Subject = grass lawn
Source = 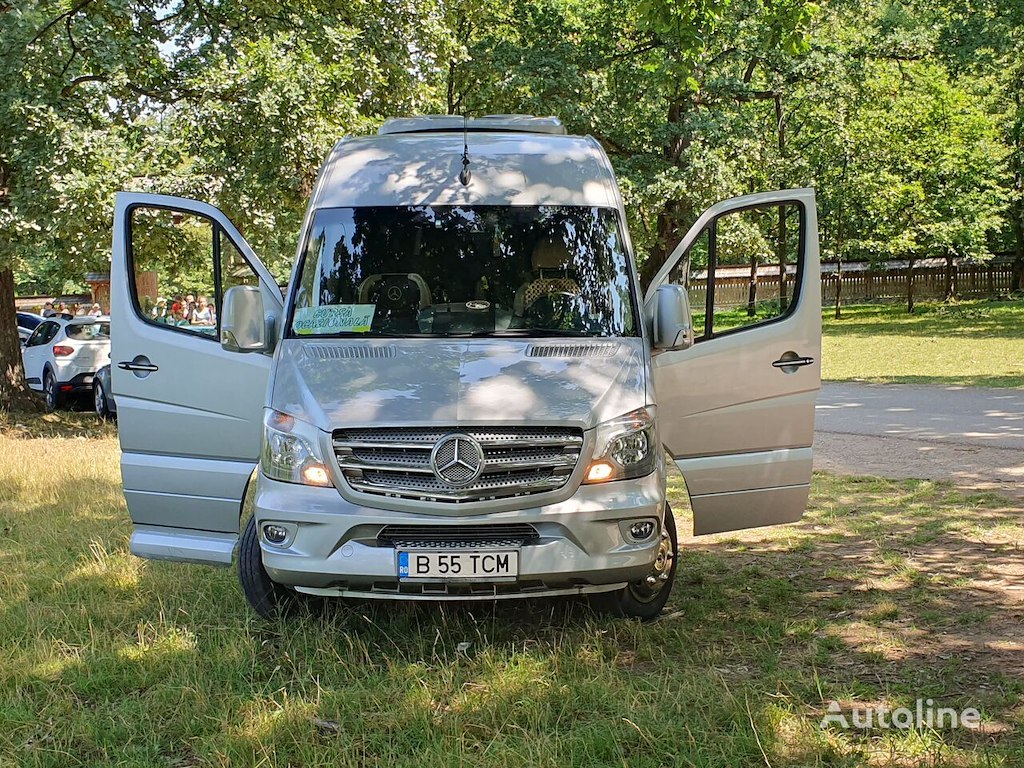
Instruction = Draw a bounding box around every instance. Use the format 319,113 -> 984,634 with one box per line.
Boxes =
822,299 -> 1024,388
1,413 -> 1022,766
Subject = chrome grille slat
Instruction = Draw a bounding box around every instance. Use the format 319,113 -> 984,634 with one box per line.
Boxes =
334,426 -> 583,503
335,437 -> 581,449
340,459 -> 436,474
339,454 -> 577,473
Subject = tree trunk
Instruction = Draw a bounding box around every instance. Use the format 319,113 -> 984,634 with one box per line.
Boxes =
1012,211 -> 1024,294
746,254 -> 758,316
906,257 -> 915,314
774,94 -> 789,312
776,211 -> 788,312
640,97 -> 697,290
0,267 -> 42,412
641,199 -> 692,290
834,258 -> 843,319
944,253 -> 956,300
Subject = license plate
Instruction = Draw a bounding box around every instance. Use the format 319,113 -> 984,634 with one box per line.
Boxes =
397,550 -> 518,580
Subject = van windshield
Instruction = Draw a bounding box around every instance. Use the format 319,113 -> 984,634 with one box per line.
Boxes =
290,206 -> 637,338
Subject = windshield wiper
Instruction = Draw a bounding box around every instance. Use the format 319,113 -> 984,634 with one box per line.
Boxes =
471,328 -> 596,338
295,331 -> 437,338
293,329 -> 601,339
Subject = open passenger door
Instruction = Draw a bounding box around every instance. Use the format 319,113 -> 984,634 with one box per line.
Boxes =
646,189 -> 821,535
110,193 -> 284,564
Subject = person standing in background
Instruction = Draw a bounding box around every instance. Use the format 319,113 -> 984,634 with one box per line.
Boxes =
193,296 -> 214,326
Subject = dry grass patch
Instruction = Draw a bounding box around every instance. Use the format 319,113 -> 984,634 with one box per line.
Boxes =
0,422 -> 1022,766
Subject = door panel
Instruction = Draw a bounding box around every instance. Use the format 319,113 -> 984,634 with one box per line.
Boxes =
646,189 -> 820,535
111,193 -> 284,563
21,322 -> 56,388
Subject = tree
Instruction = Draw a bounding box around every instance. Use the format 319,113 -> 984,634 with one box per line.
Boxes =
0,0 -> 454,409
449,0 -> 817,285
935,0 -> 1024,292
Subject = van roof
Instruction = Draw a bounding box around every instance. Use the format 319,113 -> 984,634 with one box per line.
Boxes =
314,130 -> 619,209
378,115 -> 567,135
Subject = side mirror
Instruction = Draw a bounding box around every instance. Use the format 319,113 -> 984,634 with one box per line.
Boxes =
221,285 -> 268,353
653,284 -> 694,351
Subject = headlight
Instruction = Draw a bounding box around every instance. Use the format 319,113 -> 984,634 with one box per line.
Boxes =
583,406 -> 658,484
261,410 -> 332,487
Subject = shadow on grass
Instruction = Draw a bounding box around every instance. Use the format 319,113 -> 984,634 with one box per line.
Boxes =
823,374 -> 1024,388
0,407 -> 115,440
3,469 -> 1022,766
824,300 -> 1024,341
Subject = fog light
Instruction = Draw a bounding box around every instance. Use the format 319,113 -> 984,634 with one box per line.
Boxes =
263,524 -> 288,544
629,520 -> 657,541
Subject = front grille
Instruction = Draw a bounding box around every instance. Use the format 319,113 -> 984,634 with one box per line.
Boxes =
377,523 -> 540,549
334,426 -> 583,503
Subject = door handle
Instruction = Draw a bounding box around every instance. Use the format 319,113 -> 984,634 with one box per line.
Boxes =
118,361 -> 159,372
772,355 -> 814,369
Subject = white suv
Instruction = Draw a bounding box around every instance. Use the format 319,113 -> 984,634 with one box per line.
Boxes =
22,316 -> 111,410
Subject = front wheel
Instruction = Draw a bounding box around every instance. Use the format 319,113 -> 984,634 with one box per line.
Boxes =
238,516 -> 299,619
589,504 -> 678,621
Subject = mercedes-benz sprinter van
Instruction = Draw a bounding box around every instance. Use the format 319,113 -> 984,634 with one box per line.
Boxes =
110,115 -> 821,620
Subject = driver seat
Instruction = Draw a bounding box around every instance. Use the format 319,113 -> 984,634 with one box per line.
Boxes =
513,237 -> 580,316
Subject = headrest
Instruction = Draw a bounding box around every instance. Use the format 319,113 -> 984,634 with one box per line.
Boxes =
532,237 -> 573,270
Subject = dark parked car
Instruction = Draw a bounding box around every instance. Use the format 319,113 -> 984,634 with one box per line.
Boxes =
94,362 -> 116,419
16,311 -> 44,345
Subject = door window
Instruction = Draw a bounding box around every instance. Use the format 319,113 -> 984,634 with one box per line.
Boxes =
219,229 -> 261,298
127,206 -> 260,340
672,202 -> 803,341
26,322 -> 59,347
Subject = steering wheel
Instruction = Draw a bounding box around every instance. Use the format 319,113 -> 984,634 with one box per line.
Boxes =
376,275 -> 418,312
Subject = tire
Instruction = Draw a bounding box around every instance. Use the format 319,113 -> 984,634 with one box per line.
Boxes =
238,515 -> 298,619
43,370 -> 61,411
94,380 -> 110,419
589,504 -> 678,621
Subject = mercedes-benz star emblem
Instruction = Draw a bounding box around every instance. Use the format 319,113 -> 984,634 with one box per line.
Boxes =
430,433 -> 485,487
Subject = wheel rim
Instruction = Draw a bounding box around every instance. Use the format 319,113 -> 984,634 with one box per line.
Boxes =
94,384 -> 104,415
627,525 -> 675,603
45,376 -> 55,408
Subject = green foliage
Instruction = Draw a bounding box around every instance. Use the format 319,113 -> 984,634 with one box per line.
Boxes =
0,0 -> 1019,297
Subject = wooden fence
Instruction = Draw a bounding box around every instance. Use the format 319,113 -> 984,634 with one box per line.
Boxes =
688,262 -> 1018,310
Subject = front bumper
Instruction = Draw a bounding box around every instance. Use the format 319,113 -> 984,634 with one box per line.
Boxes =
255,470 -> 666,600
